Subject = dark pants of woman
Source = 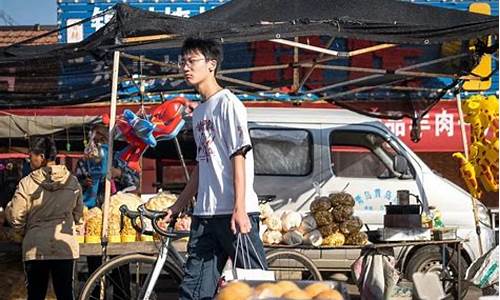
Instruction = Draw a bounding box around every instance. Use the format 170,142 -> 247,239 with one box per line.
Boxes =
24,259 -> 75,300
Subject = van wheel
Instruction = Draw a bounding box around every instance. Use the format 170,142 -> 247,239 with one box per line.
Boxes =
404,246 -> 468,299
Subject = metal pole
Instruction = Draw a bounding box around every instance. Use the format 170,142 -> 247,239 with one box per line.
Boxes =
173,136 -> 195,208
101,51 -> 120,256
456,91 -> 483,255
174,136 -> 190,182
292,37 -> 300,92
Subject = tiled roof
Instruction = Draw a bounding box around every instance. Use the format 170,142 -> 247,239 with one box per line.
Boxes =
0,25 -> 58,47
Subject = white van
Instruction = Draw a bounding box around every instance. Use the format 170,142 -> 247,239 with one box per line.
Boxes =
247,107 -> 495,277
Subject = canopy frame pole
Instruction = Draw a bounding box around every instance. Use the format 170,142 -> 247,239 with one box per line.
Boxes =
304,63 -> 478,80
270,38 -> 396,58
298,37 -> 336,92
118,51 -> 476,87
101,51 -> 120,260
121,34 -> 178,44
319,78 -> 408,100
378,85 -> 444,92
216,74 -> 274,91
309,52 -> 475,94
270,38 -> 344,57
347,43 -> 396,56
456,90 -> 484,255
120,52 -> 179,69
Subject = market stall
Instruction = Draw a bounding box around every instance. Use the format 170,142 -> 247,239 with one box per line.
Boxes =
0,0 -> 498,299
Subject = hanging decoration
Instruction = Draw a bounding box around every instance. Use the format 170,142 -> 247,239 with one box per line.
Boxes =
115,96 -> 188,173
453,95 -> 499,198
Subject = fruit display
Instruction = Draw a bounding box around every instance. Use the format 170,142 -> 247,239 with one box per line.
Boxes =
345,231 -> 369,245
281,211 -> 302,232
85,207 -> 102,242
216,280 -> 344,300
282,230 -> 303,246
110,192 -> 142,242
262,230 -> 283,244
264,213 -> 283,231
145,191 -> 177,211
322,232 -> 346,247
259,191 -> 367,247
259,203 -> 274,220
339,216 -> 363,235
313,211 -> 333,227
310,197 -> 331,213
303,230 -> 323,247
310,192 -> 367,246
329,192 -> 355,207
318,223 -> 338,238
298,215 -> 317,235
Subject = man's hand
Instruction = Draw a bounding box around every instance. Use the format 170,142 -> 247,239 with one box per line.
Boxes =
162,208 -> 174,224
231,209 -> 252,234
185,100 -> 199,115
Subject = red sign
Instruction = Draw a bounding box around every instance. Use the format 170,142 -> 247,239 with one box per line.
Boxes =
381,101 -> 469,152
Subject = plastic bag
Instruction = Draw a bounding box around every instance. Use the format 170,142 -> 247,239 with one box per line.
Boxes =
298,215 -> 317,235
281,211 -> 302,232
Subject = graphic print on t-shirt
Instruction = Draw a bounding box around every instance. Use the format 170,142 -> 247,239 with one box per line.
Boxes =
195,119 -> 215,162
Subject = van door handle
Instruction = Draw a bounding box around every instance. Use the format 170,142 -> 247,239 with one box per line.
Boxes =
258,194 -> 276,204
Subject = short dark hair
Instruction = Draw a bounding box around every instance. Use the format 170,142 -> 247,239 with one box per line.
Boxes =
30,137 -> 57,161
181,37 -> 223,71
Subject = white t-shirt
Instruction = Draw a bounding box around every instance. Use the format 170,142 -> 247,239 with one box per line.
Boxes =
191,89 -> 259,216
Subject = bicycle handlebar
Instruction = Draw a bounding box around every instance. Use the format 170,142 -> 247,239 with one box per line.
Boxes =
119,204 -> 189,239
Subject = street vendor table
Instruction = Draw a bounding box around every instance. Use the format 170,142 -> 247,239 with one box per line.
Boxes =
1,239 -> 466,297
0,240 -> 188,257
265,239 -> 466,298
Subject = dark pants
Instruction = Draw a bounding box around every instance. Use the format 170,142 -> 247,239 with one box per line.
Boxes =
179,214 -> 267,300
24,259 -> 75,300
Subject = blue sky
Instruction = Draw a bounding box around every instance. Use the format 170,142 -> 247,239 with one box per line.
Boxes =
0,0 -> 56,25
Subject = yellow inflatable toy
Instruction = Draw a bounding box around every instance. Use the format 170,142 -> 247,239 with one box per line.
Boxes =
453,152 -> 482,199
454,95 -> 499,198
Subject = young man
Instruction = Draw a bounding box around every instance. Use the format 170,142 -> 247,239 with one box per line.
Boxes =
164,37 -> 267,299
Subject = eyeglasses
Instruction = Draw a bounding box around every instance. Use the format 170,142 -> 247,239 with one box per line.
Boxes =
178,58 -> 207,68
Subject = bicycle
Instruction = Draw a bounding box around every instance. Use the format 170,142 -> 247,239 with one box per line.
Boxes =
79,204 -> 322,300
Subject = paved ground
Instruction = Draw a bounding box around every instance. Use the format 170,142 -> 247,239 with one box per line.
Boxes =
0,253 -> 490,299
344,282 -> 484,299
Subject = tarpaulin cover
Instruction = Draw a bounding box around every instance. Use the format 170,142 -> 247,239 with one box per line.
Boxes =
0,1 -> 497,130
0,114 -> 100,138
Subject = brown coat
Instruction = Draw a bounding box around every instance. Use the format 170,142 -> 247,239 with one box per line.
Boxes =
6,165 -> 83,261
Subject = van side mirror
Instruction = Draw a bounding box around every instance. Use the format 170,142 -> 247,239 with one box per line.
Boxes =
394,155 -> 409,174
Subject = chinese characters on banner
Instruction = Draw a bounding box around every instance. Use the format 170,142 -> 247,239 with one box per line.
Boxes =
383,101 -> 469,152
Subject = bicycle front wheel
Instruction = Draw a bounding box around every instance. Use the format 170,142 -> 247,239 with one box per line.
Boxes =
79,253 -> 183,300
265,249 -> 322,281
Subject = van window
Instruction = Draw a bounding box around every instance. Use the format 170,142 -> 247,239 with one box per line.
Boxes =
330,130 -> 411,178
250,129 -> 312,176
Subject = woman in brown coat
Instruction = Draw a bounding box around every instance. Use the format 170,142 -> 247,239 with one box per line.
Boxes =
6,137 -> 84,300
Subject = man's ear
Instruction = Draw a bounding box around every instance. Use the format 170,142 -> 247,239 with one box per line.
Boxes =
208,60 -> 217,72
